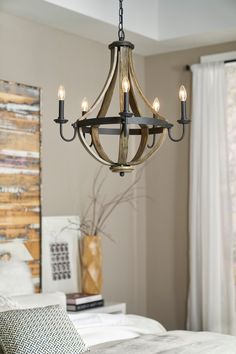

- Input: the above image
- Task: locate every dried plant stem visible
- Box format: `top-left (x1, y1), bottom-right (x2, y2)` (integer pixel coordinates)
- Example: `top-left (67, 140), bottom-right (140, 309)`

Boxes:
top-left (98, 174), bottom-right (141, 231)
top-left (79, 167), bottom-right (144, 238)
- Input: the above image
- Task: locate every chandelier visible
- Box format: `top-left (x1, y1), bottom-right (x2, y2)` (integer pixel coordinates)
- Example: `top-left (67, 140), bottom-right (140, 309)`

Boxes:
top-left (54, 0), bottom-right (190, 176)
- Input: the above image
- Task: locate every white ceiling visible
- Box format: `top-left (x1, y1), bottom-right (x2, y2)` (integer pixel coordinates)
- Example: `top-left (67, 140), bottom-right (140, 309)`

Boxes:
top-left (1, 0), bottom-right (236, 56)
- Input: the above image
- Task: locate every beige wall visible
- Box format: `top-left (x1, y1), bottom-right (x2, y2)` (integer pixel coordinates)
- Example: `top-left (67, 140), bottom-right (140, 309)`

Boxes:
top-left (1, 9), bottom-right (236, 329)
top-left (145, 41), bottom-right (236, 330)
top-left (0, 12), bottom-right (147, 315)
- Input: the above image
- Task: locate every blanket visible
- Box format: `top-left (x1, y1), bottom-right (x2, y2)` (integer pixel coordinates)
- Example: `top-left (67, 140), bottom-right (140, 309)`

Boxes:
top-left (90, 331), bottom-right (236, 353)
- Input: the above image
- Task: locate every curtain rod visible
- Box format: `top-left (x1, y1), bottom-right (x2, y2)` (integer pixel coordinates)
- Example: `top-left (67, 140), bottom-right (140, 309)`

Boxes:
top-left (185, 59), bottom-right (236, 71)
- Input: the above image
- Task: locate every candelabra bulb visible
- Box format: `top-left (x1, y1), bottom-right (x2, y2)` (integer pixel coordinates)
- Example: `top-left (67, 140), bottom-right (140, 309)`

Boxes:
top-left (122, 76), bottom-right (130, 93)
top-left (58, 85), bottom-right (65, 100)
top-left (179, 85), bottom-right (187, 101)
top-left (81, 97), bottom-right (89, 112)
top-left (152, 97), bottom-right (160, 113)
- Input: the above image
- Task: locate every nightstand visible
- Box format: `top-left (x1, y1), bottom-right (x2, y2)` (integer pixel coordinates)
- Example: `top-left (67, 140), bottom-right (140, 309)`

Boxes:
top-left (68, 301), bottom-right (126, 315)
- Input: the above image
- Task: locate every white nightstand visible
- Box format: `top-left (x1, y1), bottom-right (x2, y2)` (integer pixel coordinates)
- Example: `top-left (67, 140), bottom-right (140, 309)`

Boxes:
top-left (68, 301), bottom-right (126, 315)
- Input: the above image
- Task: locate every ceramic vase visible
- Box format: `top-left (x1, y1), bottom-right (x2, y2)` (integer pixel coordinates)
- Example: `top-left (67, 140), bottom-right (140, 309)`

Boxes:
top-left (81, 235), bottom-right (102, 295)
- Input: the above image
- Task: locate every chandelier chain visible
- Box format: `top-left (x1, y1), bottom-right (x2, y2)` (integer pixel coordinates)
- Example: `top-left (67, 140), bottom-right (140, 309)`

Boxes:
top-left (118, 0), bottom-right (125, 41)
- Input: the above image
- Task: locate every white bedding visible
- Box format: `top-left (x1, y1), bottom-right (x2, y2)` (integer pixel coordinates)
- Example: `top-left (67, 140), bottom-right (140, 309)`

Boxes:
top-left (89, 332), bottom-right (236, 353)
top-left (69, 312), bottom-right (236, 353)
top-left (68, 312), bottom-right (166, 347)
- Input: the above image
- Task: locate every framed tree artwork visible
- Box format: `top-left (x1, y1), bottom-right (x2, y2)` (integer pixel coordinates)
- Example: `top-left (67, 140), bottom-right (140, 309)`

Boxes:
top-left (0, 79), bottom-right (41, 292)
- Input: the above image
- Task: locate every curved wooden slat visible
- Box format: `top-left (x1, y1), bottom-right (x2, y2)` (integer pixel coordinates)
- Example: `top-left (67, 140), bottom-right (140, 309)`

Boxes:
top-left (129, 80), bottom-right (140, 116)
top-left (129, 51), bottom-right (167, 121)
top-left (97, 55), bottom-right (118, 118)
top-left (129, 129), bottom-right (167, 166)
top-left (90, 49), bottom-right (119, 164)
top-left (78, 127), bottom-right (111, 166)
top-left (90, 127), bottom-right (113, 164)
top-left (76, 46), bottom-right (167, 168)
top-left (76, 47), bottom-right (118, 165)
top-left (128, 50), bottom-right (167, 164)
top-left (77, 47), bottom-right (118, 121)
top-left (128, 75), bottom-right (149, 163)
top-left (118, 129), bottom-right (129, 165)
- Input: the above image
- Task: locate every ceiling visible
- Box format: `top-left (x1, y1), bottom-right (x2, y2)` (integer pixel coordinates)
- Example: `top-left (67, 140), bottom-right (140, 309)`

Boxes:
top-left (1, 0), bottom-right (236, 56)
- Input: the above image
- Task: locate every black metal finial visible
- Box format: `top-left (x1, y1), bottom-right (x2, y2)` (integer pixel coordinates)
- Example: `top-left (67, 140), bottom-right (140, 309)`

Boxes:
top-left (118, 0), bottom-right (125, 41)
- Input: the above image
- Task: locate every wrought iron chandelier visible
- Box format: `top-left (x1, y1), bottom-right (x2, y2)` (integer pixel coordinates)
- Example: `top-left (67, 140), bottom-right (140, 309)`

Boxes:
top-left (54, 0), bottom-right (190, 176)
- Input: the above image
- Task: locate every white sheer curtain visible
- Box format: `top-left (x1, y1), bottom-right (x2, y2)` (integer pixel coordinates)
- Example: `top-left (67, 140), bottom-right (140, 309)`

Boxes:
top-left (188, 62), bottom-right (236, 335)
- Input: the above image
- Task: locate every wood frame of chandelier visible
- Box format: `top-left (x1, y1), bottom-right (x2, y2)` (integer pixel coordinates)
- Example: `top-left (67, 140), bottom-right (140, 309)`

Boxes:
top-left (74, 40), bottom-right (172, 173)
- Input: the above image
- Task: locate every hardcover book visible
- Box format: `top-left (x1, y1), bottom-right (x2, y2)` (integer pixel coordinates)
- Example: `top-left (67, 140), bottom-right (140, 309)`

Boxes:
top-left (66, 293), bottom-right (103, 305)
top-left (67, 299), bottom-right (104, 312)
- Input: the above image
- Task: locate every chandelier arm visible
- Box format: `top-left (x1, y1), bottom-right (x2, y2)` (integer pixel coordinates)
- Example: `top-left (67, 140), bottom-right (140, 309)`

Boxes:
top-left (168, 124), bottom-right (185, 142)
top-left (77, 47), bottom-right (118, 121)
top-left (77, 126), bottom-right (111, 166)
top-left (147, 127), bottom-right (156, 148)
top-left (59, 123), bottom-right (77, 142)
top-left (129, 78), bottom-right (149, 162)
top-left (90, 53), bottom-right (119, 164)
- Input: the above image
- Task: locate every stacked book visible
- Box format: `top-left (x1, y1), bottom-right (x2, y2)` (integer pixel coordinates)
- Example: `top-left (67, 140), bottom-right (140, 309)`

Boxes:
top-left (66, 293), bottom-right (104, 312)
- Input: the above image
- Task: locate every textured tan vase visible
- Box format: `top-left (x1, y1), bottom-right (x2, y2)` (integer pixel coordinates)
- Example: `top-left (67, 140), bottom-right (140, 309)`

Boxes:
top-left (81, 235), bottom-right (103, 295)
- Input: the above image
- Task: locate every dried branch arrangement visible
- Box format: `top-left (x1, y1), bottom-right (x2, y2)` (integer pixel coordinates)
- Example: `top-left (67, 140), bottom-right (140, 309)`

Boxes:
top-left (67, 167), bottom-right (145, 239)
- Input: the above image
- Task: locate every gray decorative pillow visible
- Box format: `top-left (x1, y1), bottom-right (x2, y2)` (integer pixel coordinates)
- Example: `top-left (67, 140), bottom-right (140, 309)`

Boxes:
top-left (0, 305), bottom-right (88, 354)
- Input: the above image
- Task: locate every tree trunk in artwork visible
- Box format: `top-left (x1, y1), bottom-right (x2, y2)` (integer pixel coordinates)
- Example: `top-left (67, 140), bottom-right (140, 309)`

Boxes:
top-left (81, 235), bottom-right (102, 295)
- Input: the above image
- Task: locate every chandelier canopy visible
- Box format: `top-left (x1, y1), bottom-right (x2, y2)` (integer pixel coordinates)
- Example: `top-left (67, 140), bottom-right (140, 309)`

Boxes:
top-left (54, 0), bottom-right (190, 176)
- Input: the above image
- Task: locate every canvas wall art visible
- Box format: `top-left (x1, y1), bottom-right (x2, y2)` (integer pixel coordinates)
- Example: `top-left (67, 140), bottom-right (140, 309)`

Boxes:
top-left (0, 79), bottom-right (41, 292)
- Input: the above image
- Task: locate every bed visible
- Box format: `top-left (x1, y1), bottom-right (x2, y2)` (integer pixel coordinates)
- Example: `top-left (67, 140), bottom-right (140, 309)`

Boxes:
top-left (68, 312), bottom-right (236, 353)
top-left (1, 293), bottom-right (236, 353)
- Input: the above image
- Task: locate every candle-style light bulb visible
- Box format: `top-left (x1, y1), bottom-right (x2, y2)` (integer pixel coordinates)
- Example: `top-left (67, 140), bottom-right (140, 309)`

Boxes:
top-left (58, 85), bottom-right (65, 100)
top-left (81, 97), bottom-right (89, 113)
top-left (122, 76), bottom-right (130, 93)
top-left (152, 97), bottom-right (160, 113)
top-left (179, 85), bottom-right (187, 102)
